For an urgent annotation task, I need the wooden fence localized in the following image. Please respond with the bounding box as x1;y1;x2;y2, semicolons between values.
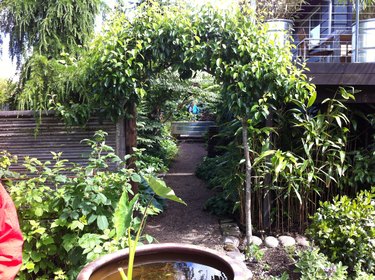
0;111;125;174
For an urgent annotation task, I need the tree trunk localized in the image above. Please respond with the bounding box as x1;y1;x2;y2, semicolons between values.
125;102;138;193
125;102;138;158
242;119;253;252
263;114;273;230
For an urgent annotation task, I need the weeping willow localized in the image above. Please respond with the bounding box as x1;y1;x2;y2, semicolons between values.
0;0;103;64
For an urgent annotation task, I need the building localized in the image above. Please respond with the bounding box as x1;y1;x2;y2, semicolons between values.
290;0;375;102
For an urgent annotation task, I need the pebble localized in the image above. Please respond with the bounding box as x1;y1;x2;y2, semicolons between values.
278;235;296;247
250;236;263;246
296;235;309;247
265;236;279;248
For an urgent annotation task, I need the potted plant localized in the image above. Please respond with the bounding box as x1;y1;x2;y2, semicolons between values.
77;243;250;280
77;175;251;280
257;0;306;46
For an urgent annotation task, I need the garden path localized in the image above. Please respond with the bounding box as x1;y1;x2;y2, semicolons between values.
145;141;224;252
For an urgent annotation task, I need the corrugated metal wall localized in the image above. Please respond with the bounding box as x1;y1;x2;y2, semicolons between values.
0;111;125;175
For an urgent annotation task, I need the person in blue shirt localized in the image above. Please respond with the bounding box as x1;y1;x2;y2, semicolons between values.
188;101;200;121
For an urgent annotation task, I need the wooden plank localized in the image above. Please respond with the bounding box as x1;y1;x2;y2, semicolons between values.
306;63;375;86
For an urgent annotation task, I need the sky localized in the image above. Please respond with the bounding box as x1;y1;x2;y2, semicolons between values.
0;0;235;80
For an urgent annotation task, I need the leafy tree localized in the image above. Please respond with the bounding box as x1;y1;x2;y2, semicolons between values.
0;0;103;64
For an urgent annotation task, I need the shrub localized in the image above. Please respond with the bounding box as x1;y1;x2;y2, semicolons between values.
1;131;164;279
295;248;348;280
197;153;244;217
306;190;375;274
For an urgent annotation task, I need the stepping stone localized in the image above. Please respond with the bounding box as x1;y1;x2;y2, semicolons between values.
265;236;279;248
278;235;296;247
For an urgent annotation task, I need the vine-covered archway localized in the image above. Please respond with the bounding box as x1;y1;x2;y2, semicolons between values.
83;2;315;248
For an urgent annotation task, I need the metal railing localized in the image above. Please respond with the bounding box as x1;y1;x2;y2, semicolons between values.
295;34;352;63
283;2;375;63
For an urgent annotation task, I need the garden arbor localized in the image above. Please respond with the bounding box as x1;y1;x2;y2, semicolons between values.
86;3;315;249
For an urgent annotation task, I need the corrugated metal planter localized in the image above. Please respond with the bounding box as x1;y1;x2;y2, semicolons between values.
77;243;251;280
265;19;294;47
352;18;375;62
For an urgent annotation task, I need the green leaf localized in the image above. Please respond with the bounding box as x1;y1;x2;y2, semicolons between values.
144;175;186;205
31;251;42;262
97;215;109;230
25;261;35;270
78;233;102;250
62;234;77;252
307;91;317;107
35;207;43;217
113;190;139;240
253;150;276;167
131;173;142;183
87;214;97;224
70;220;84;230
216;58;222;67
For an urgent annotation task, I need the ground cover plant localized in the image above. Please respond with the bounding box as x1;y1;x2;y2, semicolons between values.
0;131;174;279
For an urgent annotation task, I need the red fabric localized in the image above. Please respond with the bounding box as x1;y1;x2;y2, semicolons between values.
0;183;23;280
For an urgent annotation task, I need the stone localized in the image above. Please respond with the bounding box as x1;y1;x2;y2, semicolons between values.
265;236;279;248
224;236;240;251
226;248;246;262
278;235;296;247
296;235;310;247
250;236;263;246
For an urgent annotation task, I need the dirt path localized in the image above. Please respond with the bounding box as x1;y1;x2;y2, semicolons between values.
145;141;223;252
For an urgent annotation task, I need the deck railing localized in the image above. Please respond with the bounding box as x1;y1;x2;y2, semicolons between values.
288;1;375;63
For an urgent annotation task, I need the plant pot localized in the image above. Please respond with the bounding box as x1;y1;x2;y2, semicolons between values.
77;243;251;280
352;18;375;62
265;19;294;47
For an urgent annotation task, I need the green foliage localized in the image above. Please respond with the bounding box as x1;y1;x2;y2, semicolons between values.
137;113;178;172
1;131;166;279
247;244;265;262
306;190;375;274
0;0;102;63
295;248;348;280
114;174;185;280
354;263;375;280
197;147;244;217
0;78;16;108
16;53;92;125
143;70;219;122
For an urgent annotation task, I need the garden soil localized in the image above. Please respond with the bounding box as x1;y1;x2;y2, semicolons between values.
145;141;224;252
